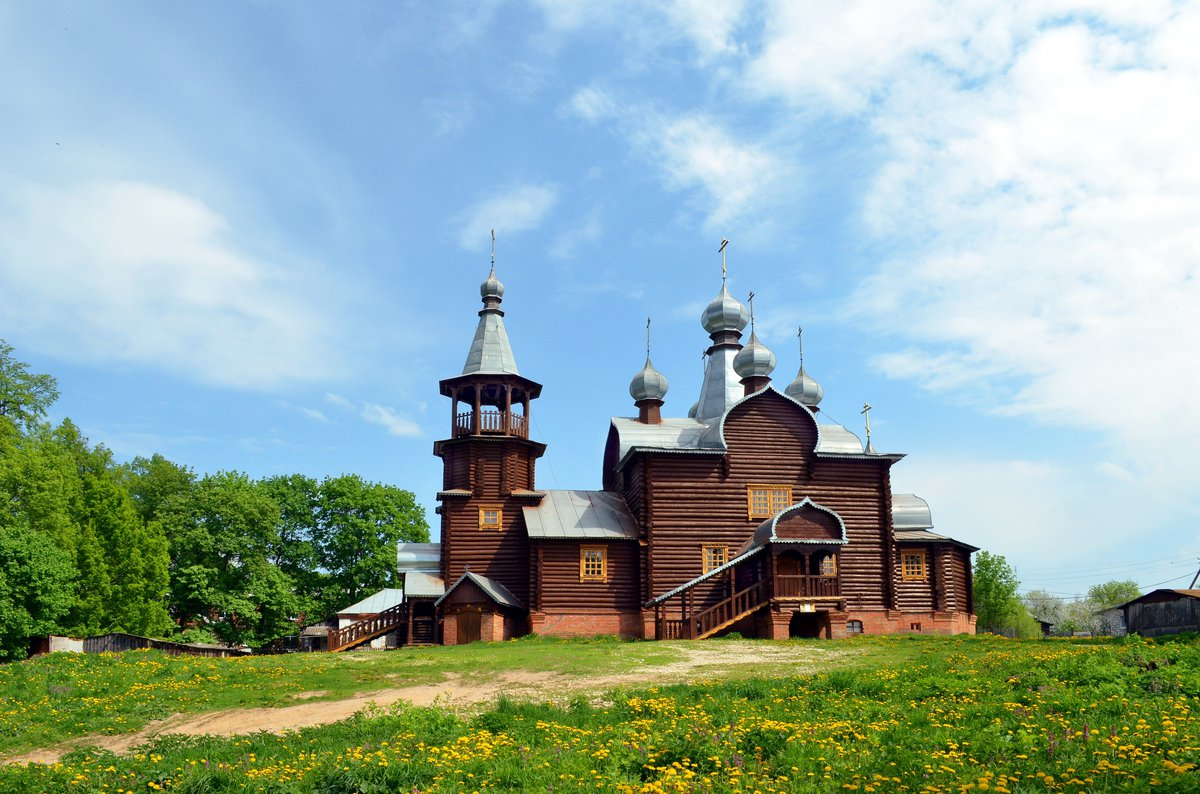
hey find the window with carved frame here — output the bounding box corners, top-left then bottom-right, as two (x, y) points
(901, 550), (927, 581)
(746, 484), (792, 519)
(702, 544), (728, 573)
(478, 506), (503, 530)
(819, 554), (837, 577)
(580, 546), (607, 582)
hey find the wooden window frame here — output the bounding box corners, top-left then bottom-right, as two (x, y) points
(819, 554), (837, 577)
(702, 544), (729, 574)
(746, 484), (793, 519)
(901, 550), (927, 581)
(478, 506), (503, 530)
(580, 546), (608, 582)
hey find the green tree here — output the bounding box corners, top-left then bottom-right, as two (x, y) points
(0, 525), (75, 660)
(160, 472), (294, 647)
(973, 551), (1026, 635)
(259, 474), (324, 621)
(119, 453), (195, 525)
(1088, 579), (1141, 610)
(315, 475), (428, 613)
(0, 339), (59, 433)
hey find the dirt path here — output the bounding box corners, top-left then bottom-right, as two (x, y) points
(6, 643), (847, 765)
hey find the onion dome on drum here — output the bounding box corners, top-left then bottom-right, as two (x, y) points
(785, 367), (823, 407)
(630, 357), (669, 402)
(701, 284), (750, 334)
(733, 331), (776, 379)
(480, 264), (505, 300)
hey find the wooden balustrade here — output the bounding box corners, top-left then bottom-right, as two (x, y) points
(691, 579), (771, 638)
(774, 575), (840, 599)
(328, 602), (408, 652)
(453, 410), (528, 438)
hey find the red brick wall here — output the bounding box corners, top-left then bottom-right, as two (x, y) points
(529, 610), (644, 638)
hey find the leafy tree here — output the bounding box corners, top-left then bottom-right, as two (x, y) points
(1088, 579), (1141, 610)
(159, 472), (294, 647)
(315, 475), (428, 613)
(973, 551), (1026, 635)
(1022, 589), (1065, 628)
(0, 339), (59, 433)
(119, 453), (195, 525)
(259, 474), (324, 621)
(0, 525), (75, 660)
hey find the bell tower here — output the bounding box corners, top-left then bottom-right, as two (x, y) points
(433, 260), (545, 605)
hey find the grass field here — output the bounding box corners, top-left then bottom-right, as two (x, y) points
(2, 634), (1198, 792)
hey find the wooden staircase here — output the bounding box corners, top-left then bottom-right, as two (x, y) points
(655, 577), (771, 640)
(328, 602), (407, 652)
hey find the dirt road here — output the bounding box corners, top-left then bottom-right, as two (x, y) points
(6, 642), (846, 765)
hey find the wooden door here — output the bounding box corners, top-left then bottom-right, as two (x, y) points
(457, 611), (481, 644)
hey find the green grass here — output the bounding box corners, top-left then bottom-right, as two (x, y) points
(5, 634), (1200, 792)
(0, 634), (681, 756)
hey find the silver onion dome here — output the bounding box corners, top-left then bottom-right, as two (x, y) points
(701, 284), (750, 334)
(785, 367), (824, 407)
(733, 331), (776, 379)
(629, 357), (669, 402)
(480, 265), (505, 300)
(687, 400), (699, 419)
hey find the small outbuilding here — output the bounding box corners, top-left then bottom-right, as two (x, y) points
(1115, 589), (1200, 638)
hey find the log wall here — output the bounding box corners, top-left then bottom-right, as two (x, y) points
(533, 540), (641, 611)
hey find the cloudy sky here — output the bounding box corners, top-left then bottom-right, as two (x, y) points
(3, 1), (1197, 598)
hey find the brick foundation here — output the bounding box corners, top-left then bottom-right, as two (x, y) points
(529, 610), (643, 638)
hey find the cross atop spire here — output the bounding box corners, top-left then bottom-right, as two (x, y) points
(646, 316), (652, 357)
(490, 227), (496, 269)
(719, 238), (729, 284)
(747, 291), (756, 333)
(797, 325), (805, 369)
(861, 402), (876, 454)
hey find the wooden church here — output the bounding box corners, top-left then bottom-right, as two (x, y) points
(332, 256), (977, 650)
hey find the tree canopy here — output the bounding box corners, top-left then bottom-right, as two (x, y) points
(0, 340), (430, 657)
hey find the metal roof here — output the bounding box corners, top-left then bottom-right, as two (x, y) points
(610, 387), (872, 465)
(893, 529), (979, 552)
(892, 494), (934, 530)
(522, 490), (639, 539)
(397, 542), (441, 574)
(435, 570), (524, 609)
(462, 309), (520, 375)
(402, 571), (446, 598)
(338, 588), (405, 615)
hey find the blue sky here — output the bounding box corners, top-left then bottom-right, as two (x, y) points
(2, 1), (1198, 599)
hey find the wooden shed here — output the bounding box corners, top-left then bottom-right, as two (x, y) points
(1117, 589), (1200, 638)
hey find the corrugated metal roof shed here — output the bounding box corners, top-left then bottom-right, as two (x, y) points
(523, 490), (639, 539)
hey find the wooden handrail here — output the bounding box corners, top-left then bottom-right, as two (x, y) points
(691, 578), (771, 638)
(328, 602), (408, 652)
(453, 410), (528, 438)
(774, 575), (840, 598)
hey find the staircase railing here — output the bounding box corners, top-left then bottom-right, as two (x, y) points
(328, 602), (408, 652)
(691, 578), (772, 638)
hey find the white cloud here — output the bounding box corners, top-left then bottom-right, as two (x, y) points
(0, 179), (342, 390)
(456, 183), (559, 250)
(298, 406), (329, 423)
(549, 210), (603, 259)
(565, 87), (787, 230)
(361, 402), (421, 437)
(324, 392), (354, 411)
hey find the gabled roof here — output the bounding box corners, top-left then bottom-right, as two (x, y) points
(523, 490), (639, 539)
(1113, 589), (1200, 611)
(740, 497), (849, 553)
(610, 386), (899, 467)
(339, 588), (405, 615)
(435, 570), (524, 610)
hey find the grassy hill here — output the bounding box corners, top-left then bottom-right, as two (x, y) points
(2, 634), (1198, 792)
